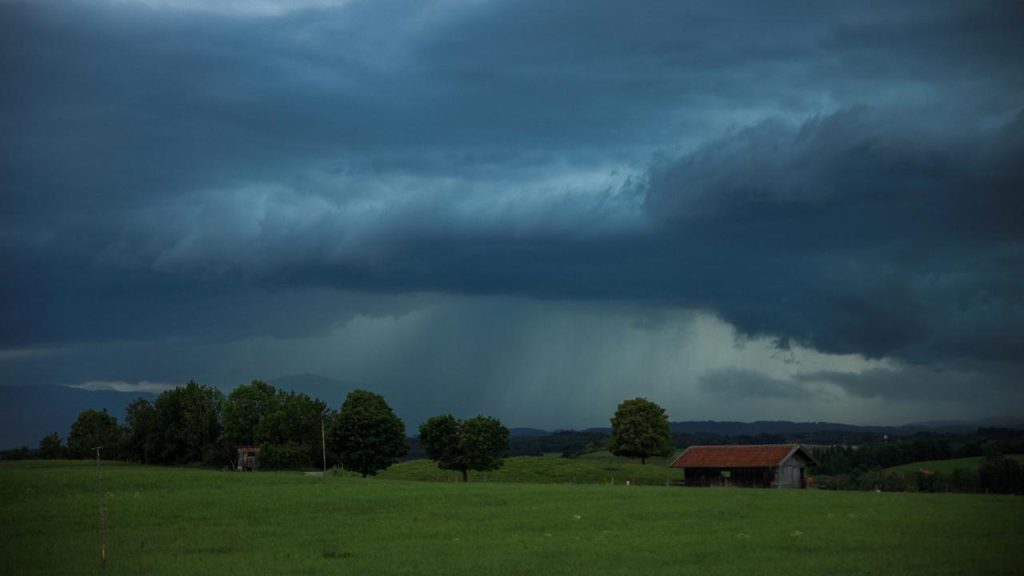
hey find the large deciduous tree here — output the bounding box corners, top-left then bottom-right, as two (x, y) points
(152, 380), (224, 465)
(257, 390), (328, 467)
(419, 414), (463, 475)
(123, 397), (157, 463)
(222, 380), (329, 469)
(68, 409), (122, 459)
(222, 380), (279, 448)
(419, 414), (509, 482)
(607, 397), (673, 464)
(331, 390), (407, 477)
(38, 432), (65, 459)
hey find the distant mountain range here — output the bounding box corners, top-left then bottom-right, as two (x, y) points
(2, 377), (1022, 450)
(516, 419), (1024, 438)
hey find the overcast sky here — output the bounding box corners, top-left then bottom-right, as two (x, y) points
(2, 0), (1022, 429)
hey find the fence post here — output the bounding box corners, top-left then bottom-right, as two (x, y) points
(321, 418), (327, 478)
(95, 446), (107, 568)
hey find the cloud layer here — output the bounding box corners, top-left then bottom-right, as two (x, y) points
(2, 0), (1022, 426)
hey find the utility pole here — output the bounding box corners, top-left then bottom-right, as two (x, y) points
(95, 446), (107, 568)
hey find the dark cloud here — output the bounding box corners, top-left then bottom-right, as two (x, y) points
(796, 365), (1024, 408)
(1, 0), (1023, 424)
(642, 107), (1024, 365)
(701, 369), (810, 400)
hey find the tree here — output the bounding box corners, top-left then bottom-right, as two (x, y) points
(68, 409), (122, 459)
(258, 389), (329, 469)
(222, 381), (330, 469)
(38, 432), (65, 459)
(152, 380), (224, 465)
(419, 414), (463, 476)
(259, 391), (326, 445)
(419, 414), (510, 482)
(331, 390), (407, 477)
(979, 449), (1024, 494)
(123, 398), (157, 463)
(607, 397), (673, 464)
(222, 380), (280, 447)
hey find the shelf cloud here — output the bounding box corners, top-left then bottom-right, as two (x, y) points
(2, 0), (1022, 428)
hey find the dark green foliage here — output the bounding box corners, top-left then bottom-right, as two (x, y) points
(38, 432), (65, 459)
(949, 467), (978, 492)
(2, 446), (32, 460)
(222, 380), (278, 447)
(122, 398), (157, 463)
(814, 438), (959, 475)
(812, 433), (1024, 494)
(259, 390), (329, 467)
(331, 390), (407, 477)
(222, 381), (329, 469)
(151, 380), (224, 465)
(813, 454), (1024, 494)
(419, 414), (510, 481)
(462, 416), (510, 473)
(607, 397), (673, 464)
(260, 442), (314, 470)
(67, 409), (122, 459)
(979, 451), (1024, 494)
(420, 414), (462, 470)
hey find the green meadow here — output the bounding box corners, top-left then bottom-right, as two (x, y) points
(886, 455), (1024, 475)
(2, 460), (1023, 576)
(374, 452), (680, 485)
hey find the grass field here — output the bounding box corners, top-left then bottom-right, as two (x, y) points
(3, 460), (1023, 576)
(886, 455), (1024, 475)
(376, 452), (681, 485)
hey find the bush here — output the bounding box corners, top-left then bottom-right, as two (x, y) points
(2, 447), (32, 460)
(38, 433), (65, 459)
(949, 468), (978, 492)
(979, 453), (1024, 494)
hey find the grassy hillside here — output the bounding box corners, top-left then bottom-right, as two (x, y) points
(885, 454), (1024, 475)
(3, 461), (1024, 575)
(376, 452), (682, 484)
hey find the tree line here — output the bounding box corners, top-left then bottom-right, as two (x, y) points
(22, 389), (678, 477)
(811, 435), (1024, 494)
(24, 387), (1022, 494)
(27, 380), (519, 480)
(812, 433), (1024, 474)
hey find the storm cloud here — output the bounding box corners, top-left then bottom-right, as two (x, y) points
(1, 0), (1022, 430)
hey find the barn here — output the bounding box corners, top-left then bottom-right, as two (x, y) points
(670, 444), (817, 489)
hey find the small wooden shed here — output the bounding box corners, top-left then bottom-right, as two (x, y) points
(670, 444), (816, 489)
(236, 446), (261, 471)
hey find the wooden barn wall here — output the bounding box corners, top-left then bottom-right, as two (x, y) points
(683, 467), (773, 488)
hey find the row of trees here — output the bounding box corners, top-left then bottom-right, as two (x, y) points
(40, 380), (522, 480)
(34, 391), (676, 472)
(813, 439), (954, 474)
(810, 435), (1024, 476)
(420, 414), (510, 482)
(814, 450), (1024, 495)
(45, 391), (1024, 493)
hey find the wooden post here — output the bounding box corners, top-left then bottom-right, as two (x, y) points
(321, 418), (327, 478)
(95, 446), (107, 568)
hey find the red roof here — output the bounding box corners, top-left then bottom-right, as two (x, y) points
(670, 444), (812, 468)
